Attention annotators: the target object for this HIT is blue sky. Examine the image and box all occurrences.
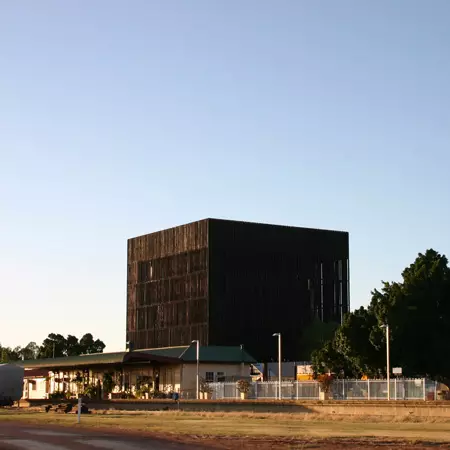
[1,1,449,352]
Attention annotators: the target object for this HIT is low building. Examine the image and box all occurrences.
[252,361,313,381]
[22,369,48,400]
[19,346,256,400]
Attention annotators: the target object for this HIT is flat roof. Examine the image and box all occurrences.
[129,217,348,241]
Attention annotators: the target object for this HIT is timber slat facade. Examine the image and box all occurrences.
[127,220,209,350]
[127,219,349,361]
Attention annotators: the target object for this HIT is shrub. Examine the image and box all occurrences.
[199,377,213,394]
[316,373,334,393]
[48,391,65,400]
[236,379,251,393]
[82,383,99,399]
[102,372,116,395]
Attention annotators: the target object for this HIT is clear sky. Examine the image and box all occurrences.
[1,1,449,352]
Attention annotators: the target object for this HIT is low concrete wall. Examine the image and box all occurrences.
[23,398,450,417]
[308,403,450,417]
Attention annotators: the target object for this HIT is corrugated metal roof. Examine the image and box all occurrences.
[138,346,189,359]
[17,351,179,369]
[18,352,127,369]
[139,346,256,363]
[16,346,257,370]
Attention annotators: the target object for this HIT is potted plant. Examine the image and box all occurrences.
[316,373,334,400]
[102,372,116,399]
[71,372,84,398]
[236,379,251,400]
[135,385,150,399]
[199,377,213,400]
[82,383,99,400]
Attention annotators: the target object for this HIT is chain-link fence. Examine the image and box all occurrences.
[208,379,431,401]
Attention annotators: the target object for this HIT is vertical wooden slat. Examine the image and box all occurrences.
[127,220,209,350]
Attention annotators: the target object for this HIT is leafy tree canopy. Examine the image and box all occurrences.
[299,318,339,360]
[1,334,106,361]
[312,249,450,382]
[39,333,106,358]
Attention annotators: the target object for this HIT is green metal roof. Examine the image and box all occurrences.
[139,346,189,359]
[18,351,127,369]
[17,346,256,370]
[17,351,179,369]
[140,346,257,363]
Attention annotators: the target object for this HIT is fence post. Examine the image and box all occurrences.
[342,379,345,400]
[296,381,298,400]
[77,397,81,424]
[367,379,370,400]
[423,378,426,401]
[434,380,438,401]
[255,381,258,400]
[394,378,397,401]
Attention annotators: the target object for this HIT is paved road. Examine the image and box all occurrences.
[0,422,201,450]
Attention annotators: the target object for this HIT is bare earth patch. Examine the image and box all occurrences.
[1,409,450,448]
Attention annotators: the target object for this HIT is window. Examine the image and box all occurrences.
[205,372,214,382]
[216,372,226,382]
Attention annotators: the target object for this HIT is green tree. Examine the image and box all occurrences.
[381,250,450,380]
[312,249,450,382]
[38,333,106,358]
[20,342,39,360]
[39,333,66,358]
[0,345,21,362]
[79,333,105,354]
[333,307,384,377]
[299,318,339,360]
[3,333,106,360]
[311,340,353,377]
[65,335,81,356]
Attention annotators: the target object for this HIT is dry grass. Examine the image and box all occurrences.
[1,409,450,442]
[97,409,450,422]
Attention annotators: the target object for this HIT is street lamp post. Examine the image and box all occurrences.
[192,340,200,400]
[381,324,390,400]
[273,333,282,400]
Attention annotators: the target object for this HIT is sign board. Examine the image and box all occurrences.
[297,373,314,381]
[296,364,313,381]
[296,364,313,374]
[392,367,402,375]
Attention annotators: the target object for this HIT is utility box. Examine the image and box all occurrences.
[0,364,24,405]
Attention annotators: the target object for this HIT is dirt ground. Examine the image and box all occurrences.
[186,437,450,449]
[2,409,450,449]
[63,428,450,450]
[193,438,450,450]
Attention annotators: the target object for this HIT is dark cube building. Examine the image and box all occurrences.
[127,219,349,361]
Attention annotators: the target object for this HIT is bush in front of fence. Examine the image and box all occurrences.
[236,379,251,399]
[316,374,334,393]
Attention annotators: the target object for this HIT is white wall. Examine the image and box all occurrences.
[181,363,250,393]
[24,378,48,399]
